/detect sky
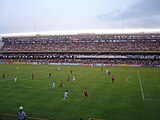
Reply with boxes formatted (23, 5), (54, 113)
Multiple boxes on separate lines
(0, 0), (160, 34)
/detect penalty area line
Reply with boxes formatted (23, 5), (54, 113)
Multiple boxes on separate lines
(89, 118), (106, 120)
(137, 71), (145, 100)
(0, 112), (49, 120)
(137, 71), (160, 102)
(145, 98), (160, 102)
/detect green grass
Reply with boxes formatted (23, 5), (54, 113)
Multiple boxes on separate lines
(0, 64), (160, 120)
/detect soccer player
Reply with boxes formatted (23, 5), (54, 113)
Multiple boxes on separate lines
(108, 70), (110, 75)
(72, 75), (76, 82)
(112, 75), (115, 83)
(91, 64), (94, 68)
(14, 76), (17, 82)
(101, 67), (103, 71)
(18, 106), (26, 120)
(52, 81), (56, 88)
(63, 90), (68, 101)
(67, 76), (70, 82)
(60, 80), (63, 89)
(105, 69), (108, 75)
(106, 69), (110, 75)
(49, 72), (52, 78)
(17, 66), (19, 70)
(84, 89), (88, 97)
(32, 73), (34, 80)
(57, 66), (60, 71)
(70, 68), (72, 74)
(2, 73), (5, 79)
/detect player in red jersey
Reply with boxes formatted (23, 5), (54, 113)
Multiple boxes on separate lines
(108, 70), (110, 75)
(112, 75), (115, 83)
(84, 89), (88, 97)
(60, 80), (63, 89)
(32, 73), (34, 80)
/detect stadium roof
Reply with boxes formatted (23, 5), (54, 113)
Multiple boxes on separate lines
(1, 29), (160, 37)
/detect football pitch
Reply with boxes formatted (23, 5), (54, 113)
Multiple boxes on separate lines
(0, 64), (160, 120)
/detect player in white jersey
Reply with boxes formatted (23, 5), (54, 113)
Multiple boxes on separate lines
(14, 76), (17, 82)
(63, 90), (68, 101)
(106, 69), (110, 75)
(72, 75), (76, 82)
(106, 70), (109, 75)
(52, 81), (56, 88)
(17, 66), (19, 70)
(57, 66), (60, 71)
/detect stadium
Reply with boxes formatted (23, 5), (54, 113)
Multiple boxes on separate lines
(1, 29), (160, 66)
(0, 29), (160, 120)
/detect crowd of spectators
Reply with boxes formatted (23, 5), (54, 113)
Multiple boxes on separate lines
(1, 58), (159, 67)
(1, 41), (160, 51)
(1, 34), (160, 66)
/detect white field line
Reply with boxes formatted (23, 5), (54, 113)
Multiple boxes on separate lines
(145, 98), (160, 102)
(89, 118), (106, 120)
(137, 71), (160, 102)
(0, 112), (49, 120)
(137, 71), (145, 100)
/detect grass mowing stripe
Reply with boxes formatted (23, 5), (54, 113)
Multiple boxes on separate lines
(125, 77), (138, 85)
(137, 71), (145, 100)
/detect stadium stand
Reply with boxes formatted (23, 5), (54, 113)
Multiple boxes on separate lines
(0, 32), (160, 67)
(0, 37), (4, 49)
(1, 34), (160, 51)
